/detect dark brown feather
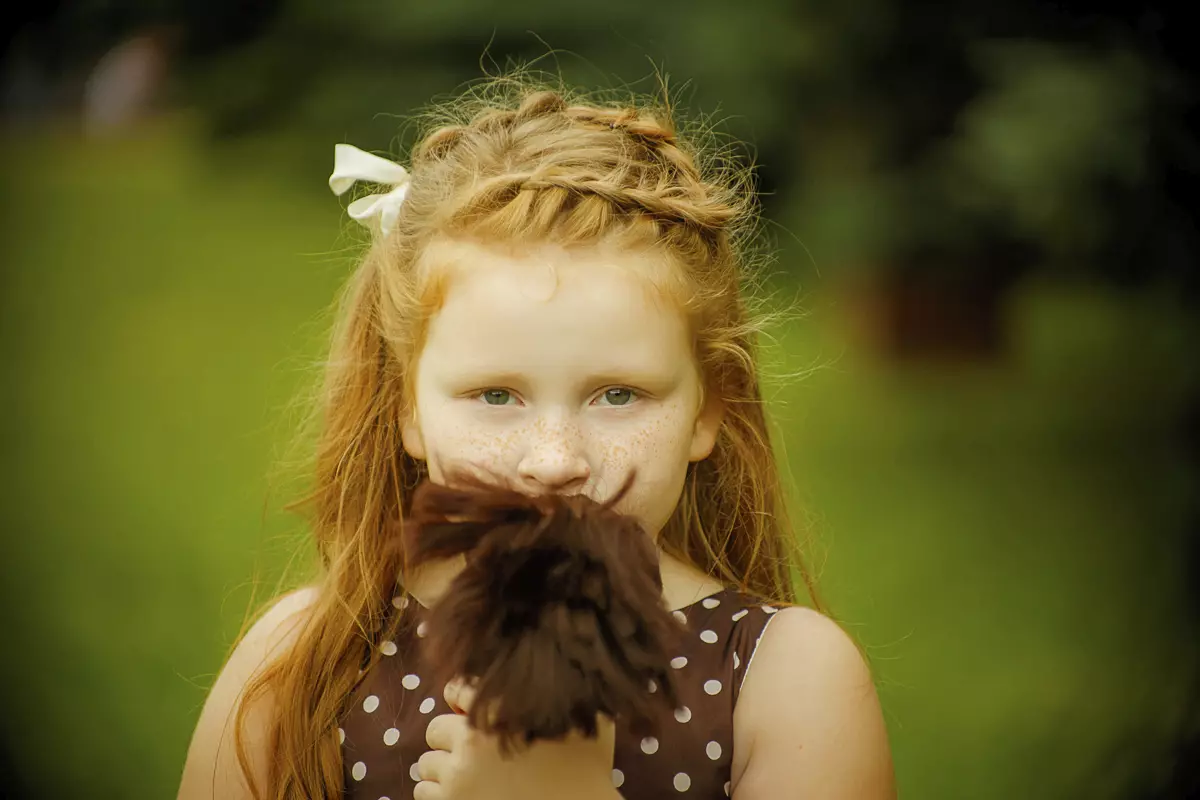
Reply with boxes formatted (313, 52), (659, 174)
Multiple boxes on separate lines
(403, 477), (685, 756)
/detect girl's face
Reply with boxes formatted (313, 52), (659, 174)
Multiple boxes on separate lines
(401, 239), (723, 540)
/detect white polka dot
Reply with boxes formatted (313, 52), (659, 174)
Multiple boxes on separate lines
(338, 727), (345, 744)
(733, 652), (741, 669)
(416, 621), (428, 637)
(702, 596), (721, 609)
(700, 629), (719, 644)
(724, 780), (731, 796)
(392, 595), (408, 610)
(402, 674), (421, 691)
(380, 640), (397, 656)
(763, 605), (779, 614)
(707, 741), (722, 760)
(648, 679), (657, 693)
(383, 727), (399, 746)
(410, 761), (421, 781)
(673, 610), (687, 624)
(704, 679), (723, 695)
(612, 769), (625, 788)
(731, 609), (749, 622)
(640, 736), (659, 754)
(363, 695), (380, 713)
(420, 697), (435, 714)
(674, 772), (691, 791)
(351, 761), (367, 781)
(670, 656), (688, 669)
(674, 706), (692, 723)
(379, 797), (390, 800)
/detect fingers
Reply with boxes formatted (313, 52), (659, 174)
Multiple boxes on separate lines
(414, 748), (451, 784)
(425, 711), (466, 751)
(412, 780), (444, 800)
(417, 718), (459, 800)
(443, 678), (475, 714)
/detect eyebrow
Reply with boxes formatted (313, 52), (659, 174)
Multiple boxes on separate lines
(442, 366), (683, 392)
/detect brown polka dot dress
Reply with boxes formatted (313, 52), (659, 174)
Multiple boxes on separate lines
(339, 587), (781, 798)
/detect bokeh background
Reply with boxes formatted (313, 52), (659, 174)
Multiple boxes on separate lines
(2, 2), (1197, 798)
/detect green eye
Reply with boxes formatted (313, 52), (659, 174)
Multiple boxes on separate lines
(602, 388), (635, 406)
(482, 389), (513, 406)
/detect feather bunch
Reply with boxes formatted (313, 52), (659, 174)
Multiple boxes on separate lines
(404, 478), (685, 755)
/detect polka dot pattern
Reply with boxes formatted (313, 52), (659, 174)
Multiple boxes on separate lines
(337, 588), (777, 800)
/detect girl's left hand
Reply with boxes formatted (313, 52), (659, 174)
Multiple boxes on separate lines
(414, 679), (617, 800)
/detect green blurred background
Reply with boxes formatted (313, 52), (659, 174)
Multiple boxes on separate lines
(2, 2), (1198, 798)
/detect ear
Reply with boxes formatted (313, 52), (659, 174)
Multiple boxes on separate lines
(687, 392), (725, 463)
(400, 410), (426, 461)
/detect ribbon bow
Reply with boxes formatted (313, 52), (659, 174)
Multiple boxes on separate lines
(328, 143), (412, 236)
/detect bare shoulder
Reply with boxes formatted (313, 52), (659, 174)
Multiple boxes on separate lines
(731, 607), (895, 799)
(177, 585), (322, 800)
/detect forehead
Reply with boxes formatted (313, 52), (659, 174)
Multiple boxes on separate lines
(417, 238), (693, 375)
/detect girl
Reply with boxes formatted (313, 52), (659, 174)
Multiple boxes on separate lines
(177, 73), (894, 800)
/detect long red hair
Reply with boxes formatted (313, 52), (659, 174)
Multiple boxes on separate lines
(231, 69), (820, 799)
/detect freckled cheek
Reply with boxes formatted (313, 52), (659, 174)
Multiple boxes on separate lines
(594, 422), (694, 526)
(423, 421), (525, 479)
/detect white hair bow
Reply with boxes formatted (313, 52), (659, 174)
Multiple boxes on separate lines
(328, 143), (412, 236)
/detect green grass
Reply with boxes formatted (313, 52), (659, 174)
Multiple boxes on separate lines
(1, 119), (1195, 799)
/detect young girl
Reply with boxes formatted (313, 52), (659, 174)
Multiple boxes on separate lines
(177, 74), (894, 800)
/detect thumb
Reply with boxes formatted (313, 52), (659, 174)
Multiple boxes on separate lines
(444, 677), (476, 715)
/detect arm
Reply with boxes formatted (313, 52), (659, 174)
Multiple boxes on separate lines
(176, 586), (320, 800)
(731, 607), (896, 799)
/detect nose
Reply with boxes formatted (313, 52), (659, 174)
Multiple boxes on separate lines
(516, 423), (591, 494)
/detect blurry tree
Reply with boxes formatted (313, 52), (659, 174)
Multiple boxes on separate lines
(9, 0), (1192, 355)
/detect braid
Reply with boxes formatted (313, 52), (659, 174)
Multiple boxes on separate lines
(412, 125), (467, 165)
(566, 105), (673, 143)
(521, 175), (737, 229)
(515, 90), (568, 119)
(446, 167), (736, 232)
(429, 94), (737, 236)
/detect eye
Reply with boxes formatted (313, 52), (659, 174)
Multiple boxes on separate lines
(597, 387), (637, 407)
(479, 389), (516, 406)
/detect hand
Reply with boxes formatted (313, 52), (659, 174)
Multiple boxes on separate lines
(414, 679), (617, 800)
